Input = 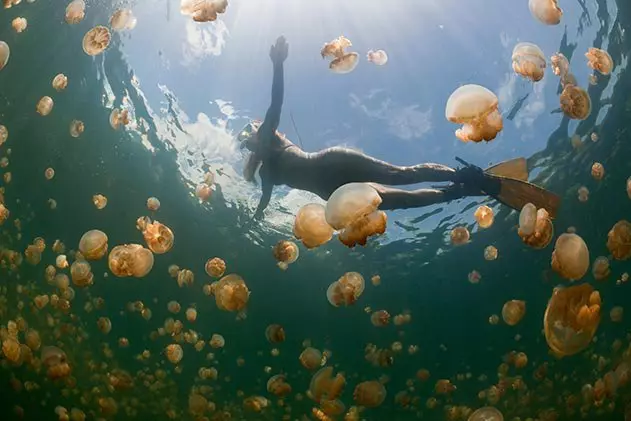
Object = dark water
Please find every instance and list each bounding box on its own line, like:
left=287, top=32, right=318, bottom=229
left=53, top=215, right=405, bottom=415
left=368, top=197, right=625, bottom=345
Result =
left=0, top=0, right=631, bottom=420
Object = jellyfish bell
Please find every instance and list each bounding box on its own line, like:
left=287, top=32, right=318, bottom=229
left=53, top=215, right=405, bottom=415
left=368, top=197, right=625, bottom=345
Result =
left=11, top=18, right=27, bottom=33
left=70, top=260, right=93, bottom=287
left=367, top=49, right=388, bottom=66
left=273, top=240, right=299, bottom=269
left=78, top=229, right=108, bottom=260
left=109, top=108, right=130, bottom=130
left=445, top=84, right=503, bottom=143
left=321, top=36, right=352, bottom=59
left=52, top=74, right=68, bottom=91
left=110, top=9, right=137, bottom=31
left=36, top=96, right=54, bottom=116
left=300, top=347, right=323, bottom=370
left=265, top=324, right=286, bottom=343
left=82, top=26, right=111, bottom=56
left=353, top=381, right=387, bottom=407
left=551, top=233, right=590, bottom=280
left=293, top=203, right=333, bottom=249
left=142, top=220, right=174, bottom=254
left=560, top=84, right=591, bottom=120
left=474, top=205, right=494, bottom=228
left=468, top=406, right=504, bottom=421
left=451, top=226, right=470, bottom=245
left=180, top=0, right=227, bottom=22
left=585, top=48, right=614, bottom=75
left=69, top=120, right=84, bottom=138
left=519, top=208, right=553, bottom=249
left=607, top=220, right=631, bottom=260
left=330, top=52, right=359, bottom=74
left=551, top=53, right=569, bottom=78
left=501, top=300, right=526, bottom=326
left=0, top=41, right=8, bottom=71
left=338, top=210, right=387, bottom=247
left=512, top=42, right=546, bottom=82
left=544, top=283, right=601, bottom=356
left=309, top=366, right=346, bottom=402
left=65, top=0, right=85, bottom=24
left=214, top=274, right=250, bottom=311
left=108, top=244, right=154, bottom=278
left=528, top=0, right=562, bottom=25
left=518, top=203, right=537, bottom=236
left=267, top=374, right=292, bottom=397
left=326, top=183, right=380, bottom=230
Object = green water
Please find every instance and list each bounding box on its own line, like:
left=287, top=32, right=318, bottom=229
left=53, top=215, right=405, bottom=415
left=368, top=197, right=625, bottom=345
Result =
left=1, top=0, right=631, bottom=420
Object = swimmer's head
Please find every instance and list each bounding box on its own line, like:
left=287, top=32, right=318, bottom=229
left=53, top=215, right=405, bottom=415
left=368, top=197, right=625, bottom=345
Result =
left=237, top=120, right=262, bottom=152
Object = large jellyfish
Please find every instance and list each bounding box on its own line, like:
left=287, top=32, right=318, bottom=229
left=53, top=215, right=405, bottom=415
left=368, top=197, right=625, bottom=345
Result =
left=325, top=183, right=386, bottom=247
left=518, top=206, right=553, bottom=249
left=78, top=229, right=108, bottom=260
left=273, top=240, right=299, bottom=270
left=353, top=381, right=387, bottom=407
left=321, top=36, right=352, bottom=59
left=551, top=233, right=590, bottom=280
left=512, top=42, right=546, bottom=82
left=180, top=0, right=228, bottom=22
left=321, top=36, right=359, bottom=74
left=108, top=244, right=154, bottom=278
left=326, top=272, right=365, bottom=307
left=550, top=53, right=569, bottom=78
left=585, top=48, right=614, bottom=75
left=309, top=366, right=346, bottom=402
left=330, top=53, right=359, bottom=74
left=110, top=9, right=137, bottom=31
left=502, top=300, right=526, bottom=326
left=468, top=407, right=504, bottom=421
left=445, top=84, right=503, bottom=142
left=142, top=220, right=174, bottom=254
left=0, top=41, right=8, bottom=71
left=528, top=0, right=563, bottom=25
left=474, top=205, right=494, bottom=228
left=214, top=274, right=250, bottom=311
left=607, top=220, right=631, bottom=260
left=544, top=283, right=601, bottom=357
left=65, top=0, right=85, bottom=24
left=82, top=26, right=111, bottom=56
left=294, top=203, right=334, bottom=249
left=560, top=85, right=591, bottom=120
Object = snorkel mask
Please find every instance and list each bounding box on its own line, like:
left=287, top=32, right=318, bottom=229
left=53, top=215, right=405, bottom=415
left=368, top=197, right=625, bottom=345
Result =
left=237, top=120, right=262, bottom=150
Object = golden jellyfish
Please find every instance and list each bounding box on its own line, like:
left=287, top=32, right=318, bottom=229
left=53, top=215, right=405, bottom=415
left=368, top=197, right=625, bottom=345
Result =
left=37, top=96, right=53, bottom=116
left=468, top=407, right=504, bottom=421
left=592, top=256, right=610, bottom=281
left=25, top=329, right=40, bottom=351
left=69, top=120, right=84, bottom=138
left=93, top=194, right=107, bottom=209
left=186, top=307, right=197, bottom=322
left=321, top=36, right=352, bottom=58
left=65, top=0, right=85, bottom=24
left=195, top=183, right=212, bottom=201
left=70, top=260, right=93, bottom=287
left=300, top=347, right=322, bottom=370
left=519, top=207, right=553, bottom=249
left=560, top=84, right=591, bottom=120
left=165, top=343, right=183, bottom=364
left=326, top=272, right=365, bottom=307
left=474, top=205, right=494, bottom=228
left=607, top=220, right=631, bottom=260
left=188, top=393, right=208, bottom=416
left=309, top=366, right=346, bottom=402
left=243, top=396, right=269, bottom=412
left=177, top=268, right=194, bottom=287
left=586, top=48, right=614, bottom=75
left=97, top=317, right=112, bottom=334
left=267, top=374, right=292, bottom=397
left=354, top=381, right=387, bottom=407
left=451, top=226, right=470, bottom=245
left=2, top=338, right=20, bottom=363
left=265, top=324, right=285, bottom=343
left=109, top=108, right=130, bottom=130
left=167, top=300, right=180, bottom=314
left=321, top=399, right=346, bottom=416
left=142, top=220, right=174, bottom=254
left=551, top=233, right=590, bottom=280
left=108, top=244, right=154, bottom=278
left=82, top=26, right=111, bottom=56
left=98, top=398, right=118, bottom=416
left=445, top=84, right=503, bottom=143
left=326, top=183, right=386, bottom=247
left=0, top=125, right=7, bottom=145
left=146, top=197, right=160, bottom=211
left=78, top=229, right=108, bottom=260
left=11, top=18, right=27, bottom=33
left=0, top=41, right=8, bottom=71
left=551, top=53, right=569, bottom=78
left=610, top=306, right=623, bottom=323
left=489, top=314, right=499, bottom=325
left=371, top=274, right=381, bottom=286
left=370, top=310, right=391, bottom=327
left=181, top=0, right=227, bottom=22
left=273, top=240, right=299, bottom=270
left=293, top=203, right=334, bottom=249
left=528, top=0, right=562, bottom=25
left=577, top=186, right=589, bottom=202
left=205, top=257, right=226, bottom=277
left=627, top=177, right=631, bottom=199
left=484, top=246, right=498, bottom=261
left=214, top=274, right=250, bottom=311
left=591, top=162, right=605, bottom=180
left=110, top=9, right=137, bottom=31
left=512, top=42, right=546, bottom=82
left=52, top=73, right=68, bottom=91
left=367, top=49, right=388, bottom=66
left=544, top=283, right=601, bottom=356
left=502, top=300, right=526, bottom=326
left=44, top=167, right=55, bottom=180
left=209, top=333, right=225, bottom=348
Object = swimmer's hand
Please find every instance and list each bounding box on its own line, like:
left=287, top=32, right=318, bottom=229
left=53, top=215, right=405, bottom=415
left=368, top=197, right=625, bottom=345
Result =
left=270, top=36, right=289, bottom=64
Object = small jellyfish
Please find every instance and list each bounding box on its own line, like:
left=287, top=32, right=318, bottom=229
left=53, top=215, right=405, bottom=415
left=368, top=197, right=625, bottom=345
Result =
left=585, top=48, right=614, bottom=75
left=544, top=283, right=601, bottom=356
left=592, top=256, right=610, bottom=281
left=468, top=407, right=504, bottom=421
left=0, top=41, right=8, bottom=71
left=185, top=307, right=197, bottom=322
left=512, top=42, right=546, bottom=82
left=528, top=0, right=562, bottom=25
left=78, top=229, right=108, bottom=260
left=309, top=366, right=346, bottom=402
left=273, top=240, right=299, bottom=270
left=214, top=274, right=250, bottom=311
left=551, top=53, right=569, bottom=78
left=70, top=260, right=93, bottom=287
left=293, top=203, right=333, bottom=249
left=326, top=272, right=365, bottom=307
left=267, top=374, right=292, bottom=397
left=484, top=246, right=498, bottom=261
left=265, top=324, right=286, bottom=343
left=468, top=270, right=481, bottom=284
left=591, top=162, right=605, bottom=180
left=209, top=333, right=225, bottom=348
left=146, top=197, right=160, bottom=211
left=370, top=310, right=391, bottom=327
left=195, top=183, right=212, bottom=201
left=519, top=207, right=554, bottom=249
left=167, top=300, right=180, bottom=313
left=65, top=0, right=85, bottom=24
left=551, top=233, right=590, bottom=280
left=560, top=84, right=591, bottom=120
left=367, top=49, right=388, bottom=66
left=474, top=205, right=494, bottom=229
left=110, top=9, right=137, bottom=31
left=330, top=52, right=360, bottom=74
left=11, top=18, right=27, bottom=33
left=300, top=347, right=322, bottom=370
left=502, top=300, right=526, bottom=326
left=577, top=186, right=589, bottom=202
left=354, top=381, right=387, bottom=407
left=37, top=96, right=54, bottom=116
left=109, top=108, right=130, bottom=130
left=82, top=26, right=111, bottom=56
left=69, top=120, right=84, bottom=138
left=52, top=74, right=68, bottom=91
left=371, top=275, right=381, bottom=286
left=445, top=84, right=503, bottom=143
left=97, top=317, right=112, bottom=334
left=142, top=220, right=174, bottom=254
left=205, top=257, right=226, bottom=277
left=451, top=226, right=470, bottom=245
left=607, top=220, right=631, bottom=260
left=165, top=344, right=183, bottom=364
left=591, top=132, right=599, bottom=142
left=0, top=125, right=7, bottom=145
left=610, top=306, right=623, bottom=322
left=93, top=194, right=107, bottom=209
left=108, top=244, right=154, bottom=278
left=180, top=0, right=227, bottom=22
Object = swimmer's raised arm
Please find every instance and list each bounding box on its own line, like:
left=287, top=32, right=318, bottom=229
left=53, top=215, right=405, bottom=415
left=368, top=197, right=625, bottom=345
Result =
left=259, top=36, right=288, bottom=144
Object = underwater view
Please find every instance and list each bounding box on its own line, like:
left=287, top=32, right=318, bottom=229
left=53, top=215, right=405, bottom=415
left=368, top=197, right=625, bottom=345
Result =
left=1, top=0, right=631, bottom=420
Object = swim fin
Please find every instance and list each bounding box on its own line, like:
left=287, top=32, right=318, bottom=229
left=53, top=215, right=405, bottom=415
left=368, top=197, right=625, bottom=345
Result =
left=484, top=158, right=528, bottom=181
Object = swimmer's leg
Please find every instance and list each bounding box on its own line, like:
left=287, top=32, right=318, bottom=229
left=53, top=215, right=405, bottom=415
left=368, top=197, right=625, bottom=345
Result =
left=368, top=183, right=485, bottom=210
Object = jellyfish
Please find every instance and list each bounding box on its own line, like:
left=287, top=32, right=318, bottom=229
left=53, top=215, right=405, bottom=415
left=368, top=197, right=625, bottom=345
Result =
left=186, top=307, right=197, bottom=322
left=37, top=96, right=53, bottom=116
left=69, top=120, right=84, bottom=138
left=519, top=208, right=553, bottom=249
left=468, top=407, right=504, bottom=421
left=591, top=162, right=605, bottom=180
left=11, top=18, right=27, bottom=33
left=142, top=220, right=174, bottom=254
left=544, top=283, right=601, bottom=356
left=451, top=226, right=470, bottom=245
left=109, top=108, right=130, bottom=130
left=267, top=374, right=292, bottom=397
left=309, top=367, right=346, bottom=402
left=512, top=42, right=546, bottom=82
left=265, top=324, right=285, bottom=343
left=354, top=381, right=387, bottom=407
left=590, top=256, right=610, bottom=282
left=209, top=333, right=225, bottom=348
left=243, top=396, right=269, bottom=412
left=108, top=244, right=154, bottom=278
left=528, top=0, right=562, bottom=25
left=195, top=183, right=212, bottom=201
left=300, top=347, right=323, bottom=370
left=367, top=49, right=388, bottom=66
left=165, top=344, right=183, bottom=363
left=273, top=240, right=299, bottom=270
left=326, top=183, right=386, bottom=247
left=502, top=300, right=526, bottom=326
left=146, top=197, right=160, bottom=211
left=330, top=52, right=360, bottom=74
left=321, top=36, right=353, bottom=59
left=0, top=125, right=7, bottom=146
left=610, top=306, right=623, bottom=323
left=607, top=220, right=631, bottom=260
left=82, top=26, right=111, bottom=56
left=321, top=399, right=346, bottom=416
left=110, top=9, right=137, bottom=31
left=577, top=186, right=589, bottom=202
left=445, top=84, right=503, bottom=142
left=293, top=203, right=334, bottom=249
left=560, top=85, right=591, bottom=120
left=52, top=74, right=68, bottom=91
left=585, top=48, right=614, bottom=75
left=65, top=0, right=85, bottom=24
left=205, top=257, right=226, bottom=277
left=484, top=246, right=498, bottom=261
left=214, top=274, right=250, bottom=311
left=70, top=260, right=93, bottom=287
left=78, top=230, right=108, bottom=260
left=326, top=272, right=365, bottom=307
left=474, top=205, right=494, bottom=228
left=551, top=53, right=569, bottom=78
left=93, top=194, right=107, bottom=209
left=97, top=317, right=112, bottom=334
left=370, top=310, right=391, bottom=327
left=177, top=269, right=194, bottom=287
left=180, top=0, right=228, bottom=22
left=0, top=41, right=8, bottom=71
left=551, top=233, right=589, bottom=280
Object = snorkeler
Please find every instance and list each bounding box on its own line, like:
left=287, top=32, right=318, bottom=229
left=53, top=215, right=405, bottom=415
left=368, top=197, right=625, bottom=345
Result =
left=240, top=36, right=559, bottom=219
